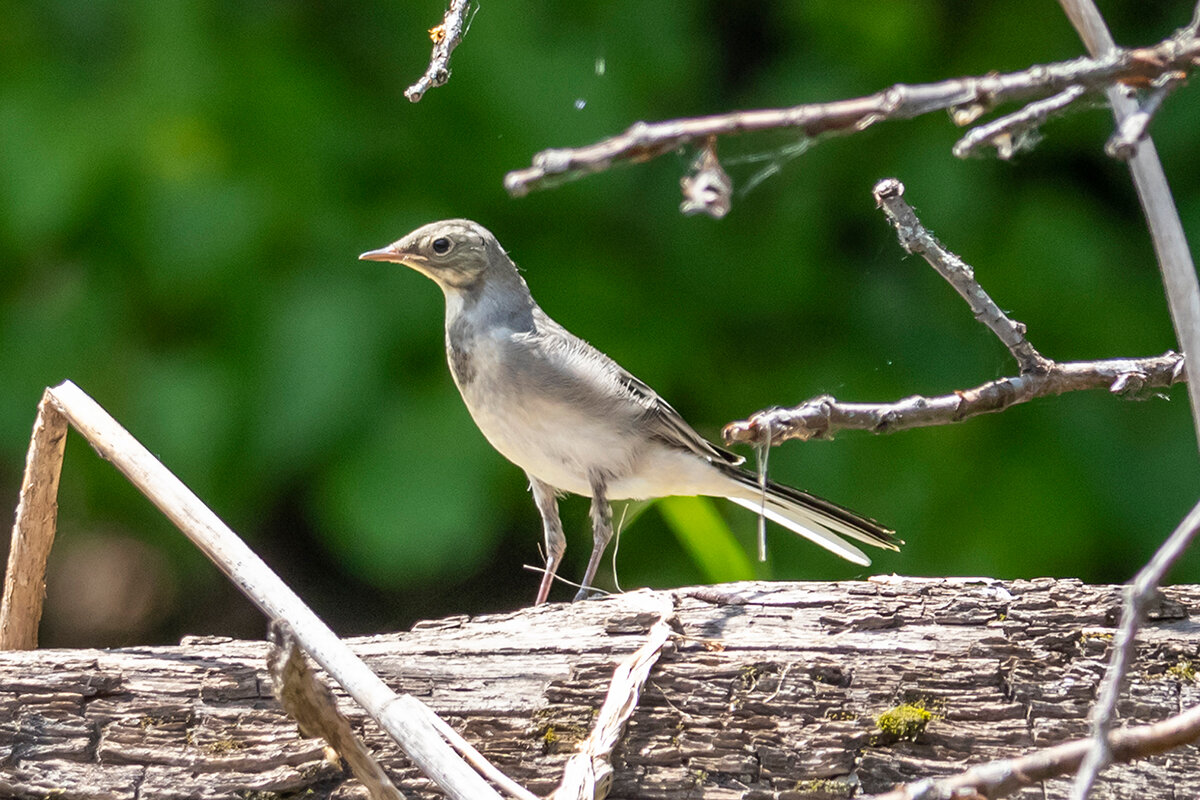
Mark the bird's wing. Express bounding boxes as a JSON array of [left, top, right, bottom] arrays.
[[616, 371, 745, 467], [525, 308, 745, 467]]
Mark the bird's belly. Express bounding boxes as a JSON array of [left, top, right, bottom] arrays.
[[461, 384, 635, 495], [463, 382, 728, 499]]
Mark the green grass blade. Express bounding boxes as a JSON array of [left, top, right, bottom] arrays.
[[657, 496, 756, 583]]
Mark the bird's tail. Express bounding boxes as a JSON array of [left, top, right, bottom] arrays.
[[717, 463, 901, 566]]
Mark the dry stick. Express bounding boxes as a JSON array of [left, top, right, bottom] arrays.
[[874, 178, 1051, 375], [36, 380, 505, 800], [862, 699, 1200, 800], [723, 352, 1185, 445], [268, 623, 406, 800], [723, 179, 1186, 447], [952, 84, 1088, 159], [0, 390, 68, 650], [1055, 4, 1200, 799], [503, 32, 1200, 197], [552, 605, 674, 800], [1105, 76, 1186, 160], [405, 0, 471, 103]]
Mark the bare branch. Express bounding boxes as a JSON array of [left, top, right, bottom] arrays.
[[864, 699, 1200, 800], [953, 85, 1088, 159], [1105, 75, 1186, 160], [504, 30, 1200, 197], [723, 352, 1185, 445], [873, 178, 1051, 375], [268, 623, 405, 800], [725, 176, 1188, 447], [0, 390, 68, 651], [405, 0, 471, 103]]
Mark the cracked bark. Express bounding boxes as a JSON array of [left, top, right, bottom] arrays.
[[1, 577, 1198, 800]]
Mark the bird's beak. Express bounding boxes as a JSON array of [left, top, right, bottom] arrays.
[[359, 244, 406, 263]]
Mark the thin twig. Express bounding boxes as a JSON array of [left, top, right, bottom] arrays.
[[268, 623, 405, 800], [0, 391, 69, 651], [863, 699, 1200, 799], [953, 85, 1088, 159], [723, 352, 1186, 445], [873, 178, 1051, 375], [1105, 75, 1186, 160], [504, 31, 1200, 197], [1058, 3, 1200, 798], [419, 707, 542, 800], [405, 0, 472, 103]]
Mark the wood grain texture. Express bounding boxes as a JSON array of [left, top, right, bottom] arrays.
[[1, 577, 1198, 799]]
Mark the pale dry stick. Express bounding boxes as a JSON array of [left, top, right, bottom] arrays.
[[552, 603, 674, 800], [873, 178, 1052, 375], [504, 30, 1200, 197], [723, 351, 1186, 446], [419, 708, 541, 800], [1106, 76, 1187, 160], [862, 698, 1200, 800], [19, 380, 506, 800], [0, 390, 68, 650], [952, 85, 1088, 159], [268, 623, 405, 800], [405, 0, 471, 102], [1059, 3, 1200, 798]]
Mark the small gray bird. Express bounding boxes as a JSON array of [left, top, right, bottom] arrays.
[[361, 220, 899, 604]]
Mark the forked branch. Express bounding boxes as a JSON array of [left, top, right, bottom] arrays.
[[505, 23, 1200, 198], [723, 179, 1187, 447]]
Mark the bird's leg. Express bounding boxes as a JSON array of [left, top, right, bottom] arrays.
[[575, 472, 613, 602], [529, 476, 566, 605]]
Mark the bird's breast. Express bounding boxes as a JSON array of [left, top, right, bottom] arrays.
[[450, 331, 644, 495]]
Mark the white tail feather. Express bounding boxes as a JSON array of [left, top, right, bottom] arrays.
[[726, 496, 871, 566]]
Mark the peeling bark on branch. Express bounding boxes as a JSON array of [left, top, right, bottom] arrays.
[[1, 578, 1198, 800]]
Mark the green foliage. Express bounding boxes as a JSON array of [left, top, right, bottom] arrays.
[[2, 1, 1199, 643]]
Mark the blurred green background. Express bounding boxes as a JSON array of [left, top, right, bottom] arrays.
[[3, 1, 1199, 647]]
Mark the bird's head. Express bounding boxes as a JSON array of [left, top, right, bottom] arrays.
[[359, 219, 503, 290]]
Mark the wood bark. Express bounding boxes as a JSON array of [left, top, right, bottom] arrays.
[[1, 577, 1198, 800]]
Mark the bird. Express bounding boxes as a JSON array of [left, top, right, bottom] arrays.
[[360, 220, 899, 604]]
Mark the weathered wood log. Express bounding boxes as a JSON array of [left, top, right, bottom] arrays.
[[1, 577, 1198, 800]]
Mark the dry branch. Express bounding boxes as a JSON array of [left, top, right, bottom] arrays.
[[0, 390, 67, 650], [268, 624, 405, 800], [405, 0, 471, 103], [723, 179, 1187, 447], [723, 352, 1186, 445], [504, 25, 1200, 198], [873, 178, 1050, 375], [951, 85, 1088, 160]]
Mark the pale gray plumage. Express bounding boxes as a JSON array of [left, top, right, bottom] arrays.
[[361, 219, 900, 604]]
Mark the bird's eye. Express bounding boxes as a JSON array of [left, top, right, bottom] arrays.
[[431, 237, 452, 255]]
